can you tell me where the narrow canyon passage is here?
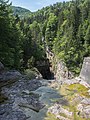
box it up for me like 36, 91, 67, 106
35, 58, 54, 80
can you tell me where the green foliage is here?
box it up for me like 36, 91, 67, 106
24, 69, 37, 79
27, 56, 35, 68
22, 21, 46, 68
50, 0, 90, 75
45, 13, 57, 50
0, 0, 22, 69
0, 0, 90, 75
11, 6, 31, 18
24, 68, 41, 79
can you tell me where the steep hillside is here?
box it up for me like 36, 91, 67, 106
0, 0, 90, 76
24, 0, 90, 75
11, 6, 31, 18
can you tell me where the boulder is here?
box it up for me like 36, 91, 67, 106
81, 98, 90, 105
77, 103, 90, 119
80, 57, 90, 84
0, 70, 22, 82
48, 103, 73, 119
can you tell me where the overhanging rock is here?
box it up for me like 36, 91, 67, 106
80, 57, 90, 84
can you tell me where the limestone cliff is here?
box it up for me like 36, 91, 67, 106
80, 57, 90, 84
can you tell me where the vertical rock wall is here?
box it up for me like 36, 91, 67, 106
80, 57, 90, 84
55, 61, 73, 80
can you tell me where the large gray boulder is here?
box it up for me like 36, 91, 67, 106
0, 70, 22, 82
55, 61, 73, 80
80, 57, 90, 84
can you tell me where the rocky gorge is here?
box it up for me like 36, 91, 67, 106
0, 57, 90, 120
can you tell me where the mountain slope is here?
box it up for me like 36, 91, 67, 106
11, 6, 32, 18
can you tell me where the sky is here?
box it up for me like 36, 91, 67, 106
10, 0, 70, 12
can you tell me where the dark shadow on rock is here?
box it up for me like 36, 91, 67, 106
35, 59, 54, 80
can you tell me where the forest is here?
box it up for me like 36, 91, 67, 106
0, 0, 90, 75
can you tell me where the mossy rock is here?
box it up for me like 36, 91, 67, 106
45, 112, 59, 120
58, 83, 90, 120
69, 84, 89, 98
60, 83, 89, 101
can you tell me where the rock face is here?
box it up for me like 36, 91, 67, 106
46, 57, 90, 120
0, 70, 22, 86
77, 98, 90, 119
55, 61, 73, 80
0, 78, 43, 120
48, 103, 73, 120
0, 61, 22, 83
80, 57, 90, 84
1, 70, 22, 81
0, 62, 42, 116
